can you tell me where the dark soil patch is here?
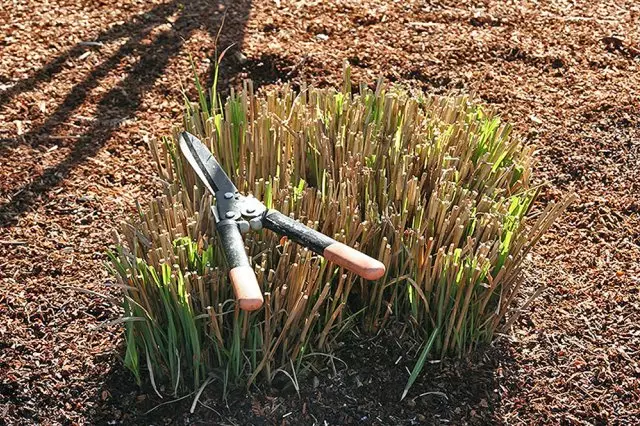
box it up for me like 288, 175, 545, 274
84, 330, 508, 425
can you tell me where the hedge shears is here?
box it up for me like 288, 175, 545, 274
179, 132, 386, 311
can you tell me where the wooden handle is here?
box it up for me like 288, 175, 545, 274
229, 266, 264, 311
263, 210, 386, 280
323, 242, 386, 280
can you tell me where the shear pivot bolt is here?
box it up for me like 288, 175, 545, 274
225, 211, 236, 219
224, 192, 234, 199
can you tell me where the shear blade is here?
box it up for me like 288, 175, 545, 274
178, 132, 238, 196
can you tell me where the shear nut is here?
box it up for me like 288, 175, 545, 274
250, 217, 263, 230
238, 220, 250, 234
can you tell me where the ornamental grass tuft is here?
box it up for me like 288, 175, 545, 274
106, 64, 570, 396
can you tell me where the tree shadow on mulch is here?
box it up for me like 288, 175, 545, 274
0, 0, 295, 229
87, 330, 512, 425
1, 0, 219, 226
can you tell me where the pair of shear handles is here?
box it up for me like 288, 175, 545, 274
179, 132, 386, 311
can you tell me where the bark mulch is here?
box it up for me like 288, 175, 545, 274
1, 0, 638, 424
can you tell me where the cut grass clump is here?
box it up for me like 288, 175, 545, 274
107, 65, 570, 395
108, 189, 353, 395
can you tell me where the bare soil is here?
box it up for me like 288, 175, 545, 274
1, 0, 639, 424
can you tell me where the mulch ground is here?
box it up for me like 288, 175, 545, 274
1, 0, 639, 424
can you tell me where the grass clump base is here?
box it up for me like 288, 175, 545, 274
107, 66, 570, 396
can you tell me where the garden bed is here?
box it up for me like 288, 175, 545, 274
1, 0, 638, 424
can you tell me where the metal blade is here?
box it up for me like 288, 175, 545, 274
178, 132, 237, 196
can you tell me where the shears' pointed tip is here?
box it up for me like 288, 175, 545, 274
177, 131, 194, 149
175, 131, 238, 196
177, 131, 204, 158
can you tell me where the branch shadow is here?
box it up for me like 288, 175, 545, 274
0, 1, 177, 157
0, 2, 177, 112
0, 0, 255, 227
